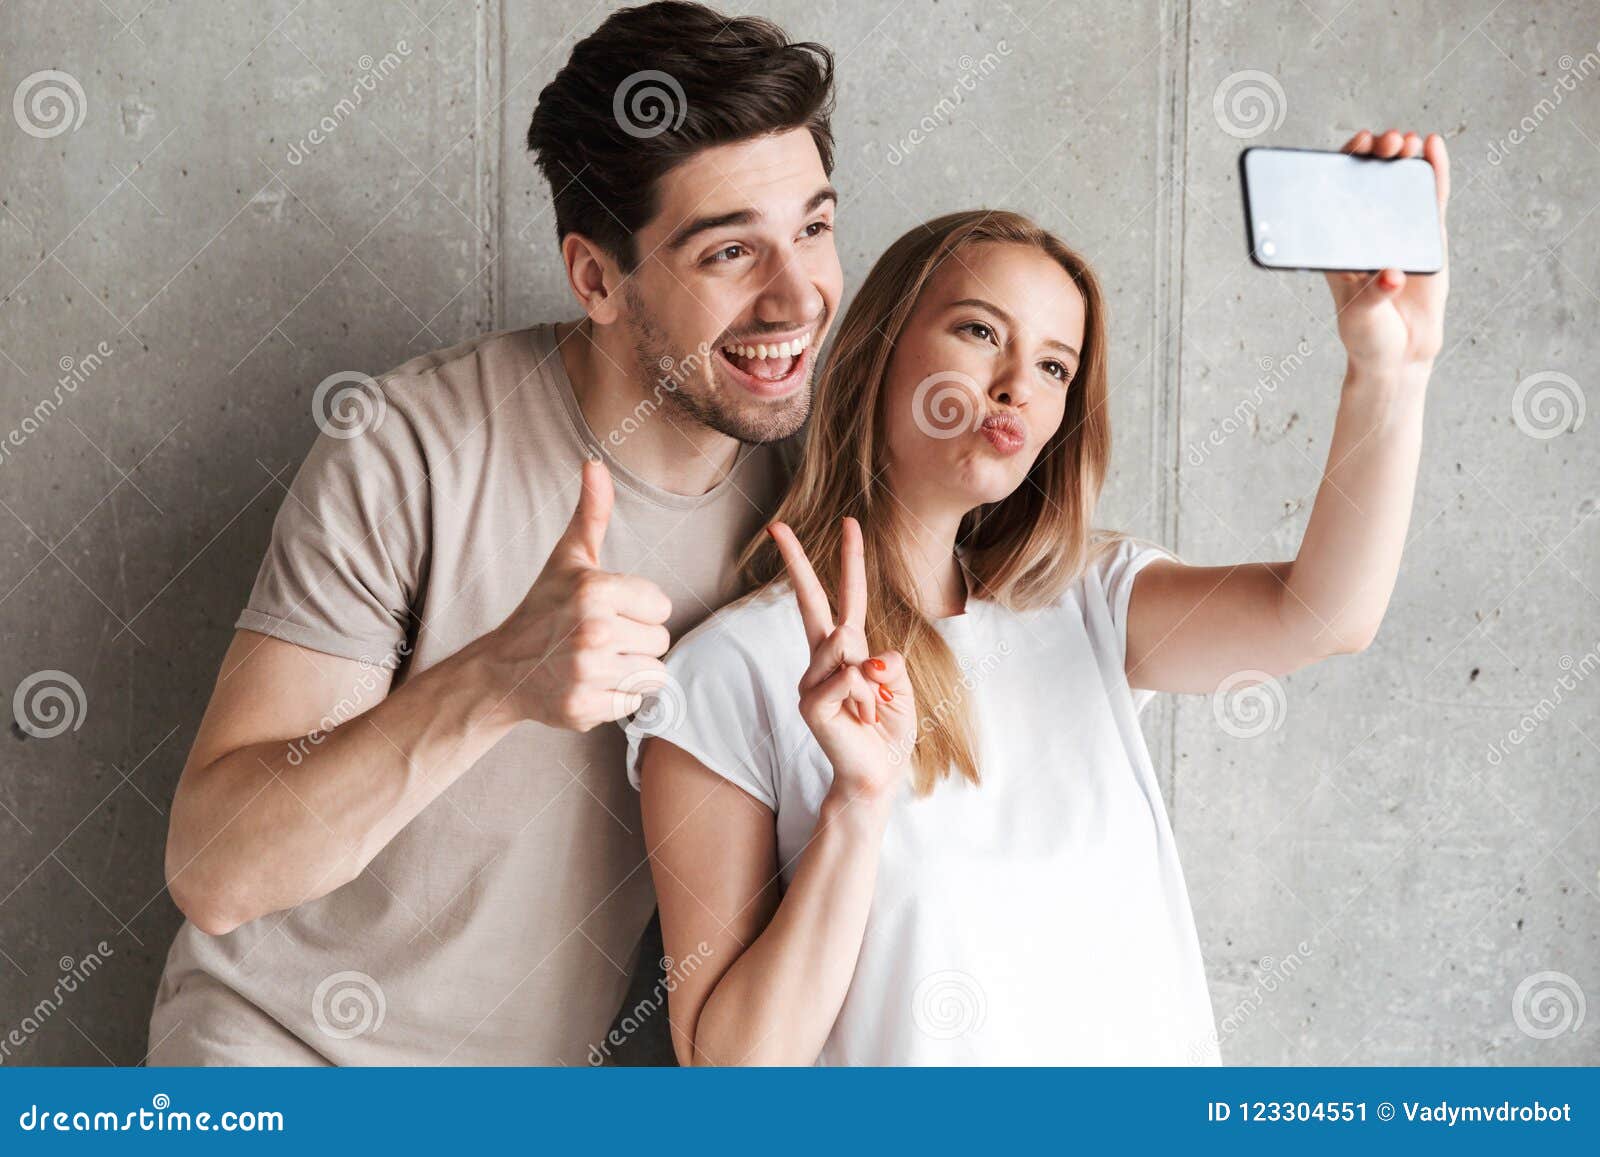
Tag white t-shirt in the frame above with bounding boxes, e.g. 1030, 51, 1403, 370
624, 534, 1220, 1065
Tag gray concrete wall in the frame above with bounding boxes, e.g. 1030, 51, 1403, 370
2, 0, 1594, 1065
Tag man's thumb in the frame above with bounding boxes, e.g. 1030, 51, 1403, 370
556, 458, 612, 567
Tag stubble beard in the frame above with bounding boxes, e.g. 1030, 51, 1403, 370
621, 283, 813, 446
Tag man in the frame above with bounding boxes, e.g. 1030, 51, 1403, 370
147, 0, 842, 1065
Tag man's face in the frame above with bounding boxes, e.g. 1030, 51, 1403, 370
614, 128, 842, 444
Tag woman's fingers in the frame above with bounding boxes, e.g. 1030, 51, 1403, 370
800, 625, 869, 692
768, 521, 832, 648
800, 662, 859, 724
846, 665, 877, 728
1424, 131, 1451, 222
1340, 129, 1372, 155
836, 516, 867, 631
861, 650, 907, 690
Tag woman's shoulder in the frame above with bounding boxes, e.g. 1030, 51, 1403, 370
666, 580, 807, 672
1011, 528, 1177, 614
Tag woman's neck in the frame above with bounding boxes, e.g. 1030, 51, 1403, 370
893, 505, 968, 618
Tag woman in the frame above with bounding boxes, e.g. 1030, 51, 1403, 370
626, 130, 1450, 1065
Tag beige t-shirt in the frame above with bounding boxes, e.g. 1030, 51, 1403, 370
147, 323, 791, 1065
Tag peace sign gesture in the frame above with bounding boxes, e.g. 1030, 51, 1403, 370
767, 517, 915, 803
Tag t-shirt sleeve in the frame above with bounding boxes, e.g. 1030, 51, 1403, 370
235, 387, 429, 667
1096, 534, 1181, 714
624, 617, 783, 811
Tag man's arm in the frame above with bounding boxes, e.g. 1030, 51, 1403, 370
165, 630, 514, 935
165, 460, 672, 935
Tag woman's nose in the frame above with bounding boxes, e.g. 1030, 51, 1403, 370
988, 360, 1031, 408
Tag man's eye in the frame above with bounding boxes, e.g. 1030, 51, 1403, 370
801, 220, 833, 239
706, 244, 747, 265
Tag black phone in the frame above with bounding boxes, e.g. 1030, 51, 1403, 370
1239, 146, 1443, 274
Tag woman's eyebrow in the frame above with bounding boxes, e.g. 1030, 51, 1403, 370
948, 296, 1080, 358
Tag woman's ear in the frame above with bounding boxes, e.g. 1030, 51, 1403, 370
561, 232, 624, 325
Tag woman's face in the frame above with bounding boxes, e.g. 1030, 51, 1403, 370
880, 241, 1086, 519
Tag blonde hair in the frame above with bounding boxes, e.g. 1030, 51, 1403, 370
740, 209, 1130, 794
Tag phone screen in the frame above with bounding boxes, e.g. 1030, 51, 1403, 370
1240, 147, 1443, 274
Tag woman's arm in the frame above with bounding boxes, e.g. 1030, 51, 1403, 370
1128, 128, 1451, 695
639, 517, 914, 1065
639, 738, 893, 1066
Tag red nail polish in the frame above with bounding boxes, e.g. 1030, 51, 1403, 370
866, 658, 885, 671
879, 685, 893, 703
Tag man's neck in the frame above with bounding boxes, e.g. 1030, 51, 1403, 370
554, 318, 744, 497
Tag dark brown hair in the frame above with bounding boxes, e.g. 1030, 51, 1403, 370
526, 1, 836, 270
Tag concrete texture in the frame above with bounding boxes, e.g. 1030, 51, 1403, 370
1, 0, 1595, 1066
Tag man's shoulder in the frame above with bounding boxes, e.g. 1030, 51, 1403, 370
375, 326, 551, 398
379, 325, 518, 376
349, 324, 569, 448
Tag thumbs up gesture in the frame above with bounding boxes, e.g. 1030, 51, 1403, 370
475, 459, 675, 731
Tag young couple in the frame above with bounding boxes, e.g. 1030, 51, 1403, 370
148, 0, 1449, 1066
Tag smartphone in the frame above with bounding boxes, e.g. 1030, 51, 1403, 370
1239, 146, 1443, 274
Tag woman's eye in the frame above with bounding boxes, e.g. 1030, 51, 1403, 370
1041, 360, 1072, 382
959, 321, 996, 343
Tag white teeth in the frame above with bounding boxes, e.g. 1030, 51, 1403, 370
721, 331, 812, 360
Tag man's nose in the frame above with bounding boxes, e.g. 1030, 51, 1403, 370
752, 249, 823, 327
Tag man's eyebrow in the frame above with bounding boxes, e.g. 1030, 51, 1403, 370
948, 296, 1081, 358
664, 184, 839, 252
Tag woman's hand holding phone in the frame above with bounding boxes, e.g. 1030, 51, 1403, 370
768, 517, 915, 808
1325, 129, 1451, 379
